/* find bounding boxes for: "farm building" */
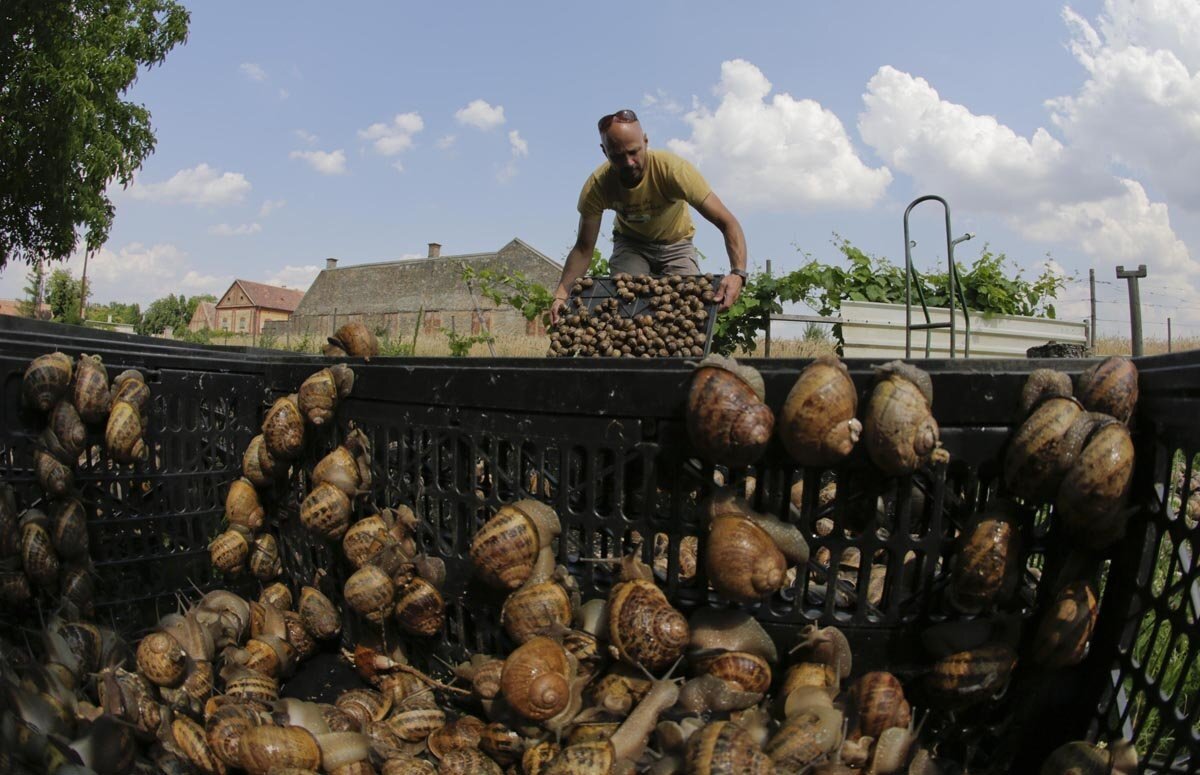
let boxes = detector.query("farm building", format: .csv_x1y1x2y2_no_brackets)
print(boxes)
188,300,218,332
274,239,563,340
215,280,306,335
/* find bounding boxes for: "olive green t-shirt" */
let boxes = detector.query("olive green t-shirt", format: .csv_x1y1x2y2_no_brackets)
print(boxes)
577,149,711,244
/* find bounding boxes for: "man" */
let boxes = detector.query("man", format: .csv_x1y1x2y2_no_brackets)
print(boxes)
549,109,748,325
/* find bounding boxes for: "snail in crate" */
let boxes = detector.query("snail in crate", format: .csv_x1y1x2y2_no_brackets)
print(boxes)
863,360,944,476
299,363,356,426
686,354,774,468
700,489,809,604
777,356,862,468
327,321,380,360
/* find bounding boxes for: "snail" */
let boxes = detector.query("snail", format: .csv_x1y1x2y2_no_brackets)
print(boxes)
301,481,352,540
863,361,942,476
263,393,305,460
686,354,774,467
282,610,319,661
393,574,446,637
345,564,395,625
948,500,1024,614
226,477,265,532
778,356,862,467
765,688,844,770
438,748,504,775
312,428,373,498
1033,580,1098,668
680,651,773,713
336,688,392,729
924,642,1017,709
20,509,59,588
73,353,112,424
848,671,910,741
172,716,226,775
479,722,526,766
206,703,268,767
470,499,562,590
210,526,252,575
224,664,280,705
1076,356,1138,424
685,720,774,775
501,551,579,643
427,715,486,758
1040,739,1137,775
299,364,356,425
135,630,187,688
260,582,293,611
243,435,277,488
789,624,852,682
330,321,380,360
248,533,283,580
689,608,779,663
1003,396,1087,502
1056,415,1135,550
49,400,86,461
23,352,73,413
1021,368,1073,416
34,442,74,497
51,498,89,561
104,399,147,463
110,369,150,415
500,636,579,723
700,490,809,604
299,583,342,640
238,724,322,775
608,576,690,672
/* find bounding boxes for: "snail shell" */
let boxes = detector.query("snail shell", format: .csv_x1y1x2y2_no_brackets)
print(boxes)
260,582,293,610
693,651,772,694
226,477,265,532
23,352,73,412
74,353,112,424
49,401,86,460
238,724,322,775
299,368,340,426
0,567,32,607
480,722,526,766
110,369,150,415
224,665,279,705
105,399,147,462
925,642,1017,709
1040,740,1138,775
301,482,352,540
20,512,59,588
1021,369,1073,416
778,665,839,716
686,721,774,775
705,514,787,603
501,578,574,643
248,533,283,581
51,498,89,561
299,585,342,640
263,394,305,460
438,748,503,775
336,688,391,729
567,721,622,746
790,624,852,681
59,565,94,617
344,565,395,625
542,741,615,775
256,432,286,480
319,704,358,733
1056,417,1135,550
848,671,910,740
1003,396,1086,502
136,630,187,687
331,321,379,360
343,515,394,569
35,444,73,497
765,704,844,770
948,501,1023,614
394,576,446,637
686,354,774,468
283,610,319,661
520,739,560,774
172,715,226,775
609,578,690,672
863,361,940,476
386,707,447,742
313,430,373,498
1034,580,1098,668
500,636,574,722
1076,356,1138,424
427,715,485,758
210,527,250,575
242,435,275,488
206,702,266,768
469,499,562,590
778,356,862,467
381,755,439,775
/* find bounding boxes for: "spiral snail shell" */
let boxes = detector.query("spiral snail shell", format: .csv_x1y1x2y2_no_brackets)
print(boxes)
263,394,305,460
863,360,941,476
110,369,150,415
248,533,283,581
686,354,774,468
925,642,1017,709
778,356,862,467
1034,580,1099,668
21,510,59,588
1003,396,1086,502
1076,356,1138,424
1020,368,1073,416
608,578,690,672
210,526,251,575
501,577,575,644
74,353,112,424
312,428,373,498
848,671,910,740
500,636,576,722
1056,415,1135,550
136,630,187,688
686,720,775,775
301,482,352,540
105,399,147,463
344,564,395,625
330,321,379,360
226,477,265,532
238,724,322,775
23,352,73,413
948,501,1023,614
1041,739,1138,775
49,400,86,461
469,499,561,590
299,585,342,640
393,575,446,637
51,497,89,561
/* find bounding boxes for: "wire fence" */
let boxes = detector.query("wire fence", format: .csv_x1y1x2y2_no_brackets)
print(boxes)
1054,272,1200,354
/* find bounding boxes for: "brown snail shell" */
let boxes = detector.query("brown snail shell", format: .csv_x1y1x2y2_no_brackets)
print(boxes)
501,578,574,643
1034,580,1099,668
35,444,74,497
686,720,774,775
394,576,446,637
74,353,112,424
226,477,265,531
343,515,394,569
381,755,438,775
210,527,250,575
789,624,852,681
1021,369,1073,416
263,394,305,460
301,482,352,540
331,321,379,360
206,702,266,768
51,498,90,561
260,582,293,610
701,490,809,566
242,435,275,488
469,499,562,590
238,724,322,775
686,354,774,467
49,400,86,460
256,432,286,479
1040,739,1138,775
778,665,839,715
0,567,32,607
313,429,372,498
427,715,485,758
23,352,73,413
863,361,940,476
481,722,526,765
765,703,844,770
778,356,862,467
501,636,575,722
344,564,395,625
136,630,187,687
1003,396,1086,502
282,610,319,661
105,399,147,463
59,565,94,617
248,533,283,580
224,665,279,705
336,688,391,728
1056,417,1135,549
705,513,787,603
925,642,1017,709
437,748,503,775
110,369,150,415
1076,356,1138,424
300,585,342,639
172,715,227,775
609,578,690,672
299,368,340,426
848,671,910,740
688,609,778,664
386,707,447,743
542,741,616,775
20,512,59,588
694,651,772,695
948,501,1023,614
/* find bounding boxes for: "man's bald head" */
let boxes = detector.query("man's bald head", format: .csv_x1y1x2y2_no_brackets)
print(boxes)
601,120,649,187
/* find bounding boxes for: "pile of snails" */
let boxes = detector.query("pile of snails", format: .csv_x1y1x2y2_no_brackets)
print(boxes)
548,273,716,358
325,321,381,360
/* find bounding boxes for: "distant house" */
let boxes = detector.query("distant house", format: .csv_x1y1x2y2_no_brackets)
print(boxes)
215,280,306,335
188,301,218,332
278,239,562,340
0,299,50,319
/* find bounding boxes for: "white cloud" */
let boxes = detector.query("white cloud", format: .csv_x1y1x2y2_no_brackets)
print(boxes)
278,88,289,100
265,264,320,290
209,222,262,237
508,130,528,157
643,89,683,114
128,163,251,206
294,129,318,145
392,161,405,174
455,99,506,131
240,63,268,82
666,59,892,211
289,149,347,175
358,112,424,156
437,134,457,150
259,199,286,217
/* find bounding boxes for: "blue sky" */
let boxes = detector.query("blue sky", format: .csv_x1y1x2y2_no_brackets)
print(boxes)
6,0,1200,339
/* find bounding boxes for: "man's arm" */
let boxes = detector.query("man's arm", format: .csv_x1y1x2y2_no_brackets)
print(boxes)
695,191,747,311
550,213,602,325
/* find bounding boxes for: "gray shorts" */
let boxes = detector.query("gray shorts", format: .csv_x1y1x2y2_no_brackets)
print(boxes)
609,233,700,276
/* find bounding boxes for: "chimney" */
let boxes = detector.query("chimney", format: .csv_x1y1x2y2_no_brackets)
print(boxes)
428,242,442,259
326,257,338,270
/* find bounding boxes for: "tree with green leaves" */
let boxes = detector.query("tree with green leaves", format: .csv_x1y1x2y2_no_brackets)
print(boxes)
18,262,46,318
44,269,88,325
136,293,188,336
0,1,190,269
462,249,608,327
86,300,142,325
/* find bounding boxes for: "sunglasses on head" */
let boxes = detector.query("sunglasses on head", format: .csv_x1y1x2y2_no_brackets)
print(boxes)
597,109,638,132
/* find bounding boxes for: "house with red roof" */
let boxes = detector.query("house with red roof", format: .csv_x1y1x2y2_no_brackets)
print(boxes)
214,280,306,335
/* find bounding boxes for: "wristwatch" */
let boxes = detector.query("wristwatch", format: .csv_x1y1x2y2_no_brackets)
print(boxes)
729,268,748,280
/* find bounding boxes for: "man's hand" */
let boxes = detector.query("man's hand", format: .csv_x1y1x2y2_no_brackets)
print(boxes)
713,273,745,311
549,296,568,326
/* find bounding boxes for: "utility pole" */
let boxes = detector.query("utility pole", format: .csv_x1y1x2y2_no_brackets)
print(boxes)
1088,268,1097,350
78,250,91,323
764,259,772,358
1168,318,1172,353
1116,265,1147,357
